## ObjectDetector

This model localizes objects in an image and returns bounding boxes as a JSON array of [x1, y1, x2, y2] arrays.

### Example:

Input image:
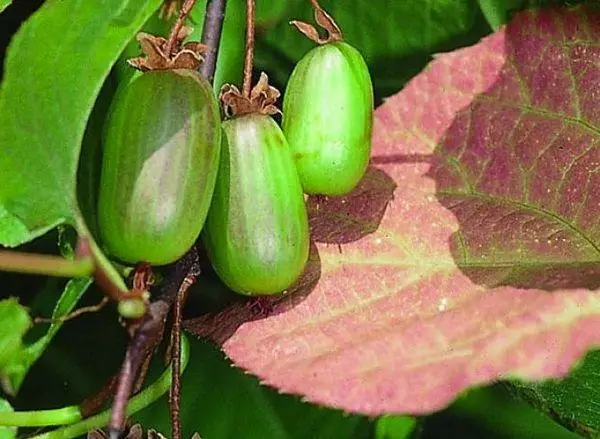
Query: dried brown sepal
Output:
[[290, 2, 342, 45], [159, 0, 180, 20], [128, 29, 208, 72], [220, 72, 281, 118]]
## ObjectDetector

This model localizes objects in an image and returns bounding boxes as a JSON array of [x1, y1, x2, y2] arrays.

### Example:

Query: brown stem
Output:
[[169, 274, 196, 439], [108, 250, 199, 438], [199, 0, 228, 82], [164, 0, 197, 55], [33, 297, 109, 324], [242, 0, 255, 98]]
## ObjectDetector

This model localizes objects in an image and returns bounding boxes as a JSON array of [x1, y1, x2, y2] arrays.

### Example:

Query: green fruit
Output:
[[98, 69, 221, 266], [202, 114, 309, 295], [282, 41, 373, 196]]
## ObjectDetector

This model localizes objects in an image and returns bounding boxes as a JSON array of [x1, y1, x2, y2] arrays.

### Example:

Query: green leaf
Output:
[[0, 0, 162, 247], [0, 0, 11, 14], [477, 0, 525, 29], [3, 278, 91, 394], [509, 350, 600, 438], [0, 298, 31, 395], [375, 416, 418, 439], [134, 338, 368, 439], [428, 386, 581, 439], [255, 0, 490, 98], [476, 0, 582, 30], [0, 399, 16, 439], [0, 299, 30, 372], [0, 206, 31, 248]]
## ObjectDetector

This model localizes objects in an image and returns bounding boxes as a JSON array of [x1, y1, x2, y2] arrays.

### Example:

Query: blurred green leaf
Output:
[[424, 386, 582, 439], [3, 278, 91, 394], [255, 0, 299, 27], [0, 0, 10, 14], [375, 415, 418, 439], [0, 0, 162, 247], [509, 350, 600, 438], [256, 0, 490, 99], [0, 298, 30, 387], [0, 399, 15, 439], [134, 338, 368, 439], [477, 0, 587, 29]]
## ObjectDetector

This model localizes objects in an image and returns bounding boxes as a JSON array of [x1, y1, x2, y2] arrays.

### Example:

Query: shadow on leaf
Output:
[[184, 240, 321, 344], [307, 167, 396, 244], [426, 6, 600, 291]]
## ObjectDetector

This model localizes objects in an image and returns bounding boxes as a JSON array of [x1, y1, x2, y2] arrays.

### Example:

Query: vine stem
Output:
[[169, 273, 196, 439], [242, 0, 255, 97], [108, 251, 198, 438], [164, 0, 197, 55], [199, 0, 228, 82]]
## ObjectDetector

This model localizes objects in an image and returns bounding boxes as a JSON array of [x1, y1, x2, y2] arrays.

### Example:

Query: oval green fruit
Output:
[[282, 41, 373, 196], [202, 114, 309, 295], [98, 69, 221, 266]]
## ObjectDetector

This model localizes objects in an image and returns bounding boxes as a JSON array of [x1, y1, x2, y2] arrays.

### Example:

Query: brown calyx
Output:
[[220, 72, 281, 118], [128, 27, 208, 72], [290, 2, 342, 45]]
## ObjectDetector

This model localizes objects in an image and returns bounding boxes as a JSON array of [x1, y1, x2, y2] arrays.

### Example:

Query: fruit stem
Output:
[[0, 406, 82, 427], [199, 0, 228, 82], [164, 0, 197, 56], [0, 250, 93, 278], [242, 0, 256, 98]]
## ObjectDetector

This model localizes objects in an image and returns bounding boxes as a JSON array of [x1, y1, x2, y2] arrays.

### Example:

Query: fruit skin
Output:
[[98, 69, 221, 265], [282, 41, 373, 196], [202, 114, 309, 295]]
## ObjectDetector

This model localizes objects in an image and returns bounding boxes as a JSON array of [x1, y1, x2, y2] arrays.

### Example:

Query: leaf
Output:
[[375, 416, 417, 439], [0, 0, 10, 14], [477, 0, 581, 30], [0, 298, 30, 395], [186, 5, 600, 415], [0, 0, 162, 247], [255, 0, 490, 98], [134, 338, 368, 439], [0, 399, 16, 439], [509, 350, 600, 438], [3, 278, 92, 393], [478, 0, 526, 29], [0, 299, 30, 372], [255, 0, 299, 27], [427, 386, 580, 438]]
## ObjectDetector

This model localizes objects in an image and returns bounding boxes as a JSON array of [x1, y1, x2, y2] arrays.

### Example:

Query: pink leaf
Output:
[[186, 6, 600, 415]]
